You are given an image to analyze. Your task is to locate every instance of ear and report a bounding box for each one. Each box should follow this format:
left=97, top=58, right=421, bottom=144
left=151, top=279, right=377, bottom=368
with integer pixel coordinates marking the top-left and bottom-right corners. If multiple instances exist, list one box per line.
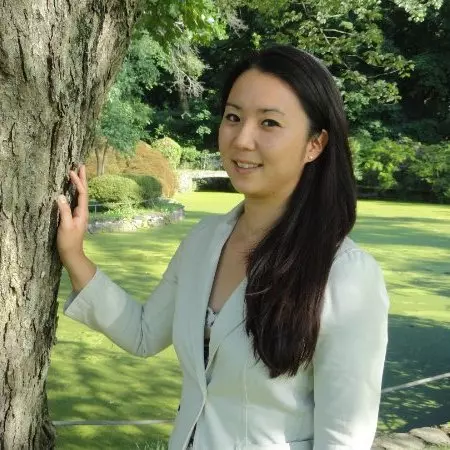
left=304, top=129, right=329, bottom=163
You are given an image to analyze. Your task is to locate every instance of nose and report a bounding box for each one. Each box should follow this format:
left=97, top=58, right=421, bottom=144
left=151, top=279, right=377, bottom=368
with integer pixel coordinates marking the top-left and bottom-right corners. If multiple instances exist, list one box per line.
left=233, top=120, right=257, bottom=151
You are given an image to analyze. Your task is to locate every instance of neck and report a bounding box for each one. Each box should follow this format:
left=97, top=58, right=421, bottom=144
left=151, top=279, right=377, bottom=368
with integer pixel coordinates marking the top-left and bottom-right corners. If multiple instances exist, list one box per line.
left=236, top=196, right=287, bottom=243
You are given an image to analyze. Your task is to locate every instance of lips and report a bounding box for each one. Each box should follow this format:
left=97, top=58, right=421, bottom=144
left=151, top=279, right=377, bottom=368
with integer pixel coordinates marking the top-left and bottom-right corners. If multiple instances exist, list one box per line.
left=233, top=160, right=263, bottom=169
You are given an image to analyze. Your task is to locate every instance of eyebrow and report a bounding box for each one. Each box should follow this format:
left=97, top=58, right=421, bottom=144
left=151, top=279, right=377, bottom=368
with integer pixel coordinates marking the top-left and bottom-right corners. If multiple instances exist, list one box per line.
left=226, top=102, right=285, bottom=116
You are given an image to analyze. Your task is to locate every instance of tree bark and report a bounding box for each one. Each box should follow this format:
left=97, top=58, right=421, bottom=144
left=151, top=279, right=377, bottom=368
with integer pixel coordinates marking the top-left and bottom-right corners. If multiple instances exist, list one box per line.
left=0, top=1, right=139, bottom=448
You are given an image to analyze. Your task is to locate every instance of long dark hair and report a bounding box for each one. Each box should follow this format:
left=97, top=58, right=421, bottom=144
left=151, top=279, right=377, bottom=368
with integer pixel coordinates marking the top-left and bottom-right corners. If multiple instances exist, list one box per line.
left=221, top=45, right=357, bottom=378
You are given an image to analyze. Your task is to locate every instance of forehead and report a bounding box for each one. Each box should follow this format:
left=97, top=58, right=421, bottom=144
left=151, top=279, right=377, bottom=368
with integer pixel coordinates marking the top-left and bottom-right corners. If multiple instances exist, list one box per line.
left=227, top=69, right=303, bottom=113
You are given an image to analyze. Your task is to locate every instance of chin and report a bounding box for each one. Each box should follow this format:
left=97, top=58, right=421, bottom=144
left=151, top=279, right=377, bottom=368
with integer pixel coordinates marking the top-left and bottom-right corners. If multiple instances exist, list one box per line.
left=230, top=182, right=264, bottom=198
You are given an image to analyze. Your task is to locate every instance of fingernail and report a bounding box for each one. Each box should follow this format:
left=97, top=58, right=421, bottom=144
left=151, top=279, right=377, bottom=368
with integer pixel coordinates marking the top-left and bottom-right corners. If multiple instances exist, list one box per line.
left=58, top=195, right=67, bottom=203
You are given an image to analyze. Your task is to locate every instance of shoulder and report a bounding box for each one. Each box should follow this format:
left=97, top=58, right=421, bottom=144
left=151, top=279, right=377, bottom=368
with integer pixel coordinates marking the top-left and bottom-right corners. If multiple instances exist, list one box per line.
left=330, top=236, right=383, bottom=285
left=320, top=237, right=389, bottom=331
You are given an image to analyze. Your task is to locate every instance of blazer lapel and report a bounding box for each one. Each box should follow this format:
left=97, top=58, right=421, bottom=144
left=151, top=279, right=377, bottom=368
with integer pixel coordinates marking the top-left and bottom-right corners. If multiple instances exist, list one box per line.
left=189, top=202, right=244, bottom=389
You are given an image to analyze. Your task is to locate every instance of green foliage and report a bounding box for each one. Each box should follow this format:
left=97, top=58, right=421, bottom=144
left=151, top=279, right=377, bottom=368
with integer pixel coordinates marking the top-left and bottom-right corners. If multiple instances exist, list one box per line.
left=99, top=87, right=151, bottom=155
left=392, top=0, right=443, bottom=22
left=412, top=142, right=450, bottom=201
left=152, top=137, right=182, bottom=168
left=348, top=136, right=363, bottom=181
left=380, top=0, right=450, bottom=143
left=116, top=31, right=168, bottom=98
left=89, top=175, right=142, bottom=207
left=95, top=0, right=448, bottom=203
left=148, top=96, right=217, bottom=149
left=351, top=133, right=450, bottom=203
left=358, top=135, right=418, bottom=191
left=138, top=0, right=227, bottom=46
left=178, top=146, right=221, bottom=169
left=195, top=177, right=236, bottom=192
left=96, top=31, right=167, bottom=157
left=123, top=174, right=163, bottom=200
left=179, top=146, right=203, bottom=169
left=241, top=0, right=414, bottom=122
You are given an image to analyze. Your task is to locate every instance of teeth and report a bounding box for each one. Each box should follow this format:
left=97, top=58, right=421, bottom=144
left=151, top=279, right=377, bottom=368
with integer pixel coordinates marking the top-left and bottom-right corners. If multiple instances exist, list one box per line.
left=236, top=161, right=259, bottom=169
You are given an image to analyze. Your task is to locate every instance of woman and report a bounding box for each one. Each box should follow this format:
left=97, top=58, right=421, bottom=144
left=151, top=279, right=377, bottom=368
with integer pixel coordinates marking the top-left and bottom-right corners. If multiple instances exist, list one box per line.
left=57, top=45, right=389, bottom=449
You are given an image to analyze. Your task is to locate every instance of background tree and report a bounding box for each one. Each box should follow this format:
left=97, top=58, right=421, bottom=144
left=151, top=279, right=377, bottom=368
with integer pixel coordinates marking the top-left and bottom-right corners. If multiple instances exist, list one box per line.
left=94, top=31, right=164, bottom=175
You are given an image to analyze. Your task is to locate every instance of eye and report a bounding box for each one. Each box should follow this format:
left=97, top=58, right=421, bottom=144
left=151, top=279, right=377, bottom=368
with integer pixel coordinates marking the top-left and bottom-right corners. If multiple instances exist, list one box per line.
left=262, top=119, right=280, bottom=128
left=225, top=113, right=240, bottom=123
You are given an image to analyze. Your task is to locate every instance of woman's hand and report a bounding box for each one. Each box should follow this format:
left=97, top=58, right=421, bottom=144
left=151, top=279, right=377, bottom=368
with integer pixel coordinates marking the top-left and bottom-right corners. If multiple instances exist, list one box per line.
left=56, top=165, right=89, bottom=268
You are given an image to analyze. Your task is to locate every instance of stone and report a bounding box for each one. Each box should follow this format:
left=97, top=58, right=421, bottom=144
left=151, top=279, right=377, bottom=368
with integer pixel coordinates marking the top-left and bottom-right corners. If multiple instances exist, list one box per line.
left=373, top=434, right=426, bottom=449
left=440, top=424, right=450, bottom=437
left=410, top=427, right=450, bottom=446
left=86, top=207, right=185, bottom=233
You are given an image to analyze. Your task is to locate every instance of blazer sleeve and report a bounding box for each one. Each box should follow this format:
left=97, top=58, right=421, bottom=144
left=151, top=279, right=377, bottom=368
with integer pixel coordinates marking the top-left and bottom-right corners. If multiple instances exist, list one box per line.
left=312, top=249, right=389, bottom=450
left=63, top=239, right=185, bottom=358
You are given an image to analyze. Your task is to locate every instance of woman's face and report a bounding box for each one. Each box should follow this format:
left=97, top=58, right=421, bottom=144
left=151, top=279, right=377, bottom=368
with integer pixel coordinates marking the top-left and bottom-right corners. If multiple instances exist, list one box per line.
left=219, top=69, right=320, bottom=202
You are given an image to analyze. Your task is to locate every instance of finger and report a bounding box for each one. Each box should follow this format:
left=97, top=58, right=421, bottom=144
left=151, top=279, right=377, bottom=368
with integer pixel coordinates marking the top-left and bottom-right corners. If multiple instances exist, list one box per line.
left=79, top=165, right=88, bottom=190
left=69, top=170, right=89, bottom=220
left=69, top=170, right=86, bottom=194
left=57, top=195, right=73, bottom=228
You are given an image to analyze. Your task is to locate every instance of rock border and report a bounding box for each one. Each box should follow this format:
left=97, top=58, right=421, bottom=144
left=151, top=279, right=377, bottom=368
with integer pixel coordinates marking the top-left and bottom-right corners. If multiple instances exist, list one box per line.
left=373, top=424, right=450, bottom=449
left=87, top=207, right=185, bottom=233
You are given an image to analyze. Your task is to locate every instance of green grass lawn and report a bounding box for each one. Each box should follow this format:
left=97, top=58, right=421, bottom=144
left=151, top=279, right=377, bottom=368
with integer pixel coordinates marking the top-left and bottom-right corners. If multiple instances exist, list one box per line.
left=48, top=192, right=450, bottom=449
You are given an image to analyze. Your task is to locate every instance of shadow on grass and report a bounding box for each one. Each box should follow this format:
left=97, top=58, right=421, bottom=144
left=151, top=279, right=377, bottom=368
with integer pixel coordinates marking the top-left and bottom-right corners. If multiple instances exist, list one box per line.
left=352, top=214, right=450, bottom=301
left=353, top=215, right=449, bottom=250
left=380, top=314, right=450, bottom=432
left=49, top=337, right=179, bottom=448
left=49, top=339, right=181, bottom=419
left=55, top=424, right=170, bottom=450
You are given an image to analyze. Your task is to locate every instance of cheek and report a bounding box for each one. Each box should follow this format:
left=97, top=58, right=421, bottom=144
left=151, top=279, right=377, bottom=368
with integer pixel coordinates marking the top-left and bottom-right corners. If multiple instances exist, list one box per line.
left=262, top=137, right=306, bottom=174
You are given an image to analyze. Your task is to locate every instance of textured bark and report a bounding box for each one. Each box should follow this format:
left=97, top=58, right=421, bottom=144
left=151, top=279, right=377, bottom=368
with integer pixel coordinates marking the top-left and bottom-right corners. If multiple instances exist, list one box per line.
left=0, top=1, right=139, bottom=448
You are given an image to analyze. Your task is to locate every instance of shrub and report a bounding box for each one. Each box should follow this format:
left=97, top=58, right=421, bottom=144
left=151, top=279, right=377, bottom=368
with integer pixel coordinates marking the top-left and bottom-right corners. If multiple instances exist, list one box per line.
left=199, top=151, right=222, bottom=170
left=152, top=137, right=182, bottom=169
left=411, top=142, right=450, bottom=202
left=179, top=148, right=222, bottom=170
left=196, top=177, right=236, bottom=193
left=120, top=141, right=178, bottom=198
left=88, top=175, right=142, bottom=207
left=123, top=174, right=162, bottom=202
left=179, top=146, right=202, bottom=169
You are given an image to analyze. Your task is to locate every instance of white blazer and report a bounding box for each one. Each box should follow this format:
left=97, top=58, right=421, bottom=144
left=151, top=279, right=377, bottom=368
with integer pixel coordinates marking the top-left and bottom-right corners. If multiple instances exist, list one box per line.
left=64, top=203, right=389, bottom=450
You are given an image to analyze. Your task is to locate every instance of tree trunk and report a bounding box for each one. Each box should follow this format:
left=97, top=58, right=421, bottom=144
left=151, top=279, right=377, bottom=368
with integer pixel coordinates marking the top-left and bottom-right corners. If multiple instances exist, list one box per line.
left=95, top=146, right=102, bottom=176
left=101, top=143, right=108, bottom=175
left=179, top=84, right=190, bottom=113
left=0, top=1, right=139, bottom=448
left=94, top=137, right=108, bottom=176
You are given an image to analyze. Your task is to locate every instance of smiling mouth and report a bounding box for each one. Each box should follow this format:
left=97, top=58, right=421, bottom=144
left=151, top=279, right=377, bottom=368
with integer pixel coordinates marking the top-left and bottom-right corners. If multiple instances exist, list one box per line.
left=233, top=160, right=263, bottom=169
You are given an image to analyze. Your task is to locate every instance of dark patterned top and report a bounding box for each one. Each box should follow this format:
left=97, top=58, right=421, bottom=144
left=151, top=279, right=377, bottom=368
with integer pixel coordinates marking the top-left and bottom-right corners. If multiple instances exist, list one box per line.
left=187, top=306, right=219, bottom=448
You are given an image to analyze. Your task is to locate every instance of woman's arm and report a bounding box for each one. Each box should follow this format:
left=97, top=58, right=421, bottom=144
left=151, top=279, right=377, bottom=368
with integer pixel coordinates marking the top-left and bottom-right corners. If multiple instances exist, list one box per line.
left=313, top=249, right=389, bottom=450
left=63, top=238, right=184, bottom=357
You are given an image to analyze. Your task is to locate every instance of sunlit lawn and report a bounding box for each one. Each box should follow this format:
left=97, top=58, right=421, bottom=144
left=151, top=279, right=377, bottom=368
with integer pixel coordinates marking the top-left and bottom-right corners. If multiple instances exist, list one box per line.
left=48, top=192, right=450, bottom=448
